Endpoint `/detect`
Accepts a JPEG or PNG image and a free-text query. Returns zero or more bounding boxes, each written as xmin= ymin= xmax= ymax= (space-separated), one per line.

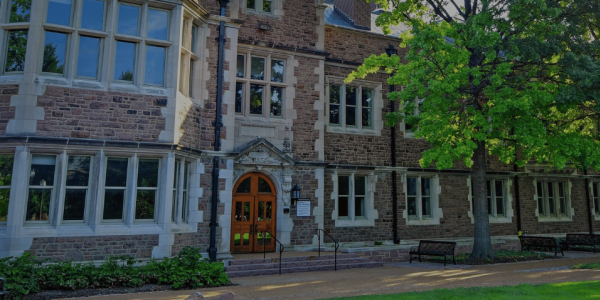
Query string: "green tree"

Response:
xmin=350 ymin=0 xmax=600 ymax=258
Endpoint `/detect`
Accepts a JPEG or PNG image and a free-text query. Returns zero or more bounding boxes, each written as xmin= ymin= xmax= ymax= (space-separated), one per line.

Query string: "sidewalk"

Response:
xmin=72 ymin=253 xmax=600 ymax=300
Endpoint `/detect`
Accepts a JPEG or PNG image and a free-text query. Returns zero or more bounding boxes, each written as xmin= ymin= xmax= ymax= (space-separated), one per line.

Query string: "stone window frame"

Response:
xmin=330 ymin=171 xmax=378 ymax=227
xmin=178 ymin=12 xmax=201 ymax=99
xmin=0 ymin=154 xmax=12 ymax=225
xmin=401 ymin=173 xmax=442 ymax=225
xmin=590 ymin=181 xmax=599 ymax=221
xmin=533 ymin=178 xmax=574 ymax=222
xmin=325 ymin=76 xmax=383 ymax=136
xmin=467 ymin=176 xmax=514 ymax=224
xmin=235 ymin=49 xmax=289 ymax=121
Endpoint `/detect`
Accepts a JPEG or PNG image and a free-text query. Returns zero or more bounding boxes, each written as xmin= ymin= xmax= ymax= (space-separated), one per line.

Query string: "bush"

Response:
xmin=0 ymin=246 xmax=230 ymax=300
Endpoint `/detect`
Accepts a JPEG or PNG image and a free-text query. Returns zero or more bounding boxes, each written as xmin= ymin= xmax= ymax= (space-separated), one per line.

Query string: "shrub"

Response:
xmin=0 ymin=246 xmax=230 ymax=300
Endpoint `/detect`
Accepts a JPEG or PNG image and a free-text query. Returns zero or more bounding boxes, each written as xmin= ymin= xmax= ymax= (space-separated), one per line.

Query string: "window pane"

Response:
xmin=346 ymin=87 xmax=356 ymax=106
xmin=103 ymin=189 xmax=124 ymax=220
xmin=247 ymin=0 xmax=255 ymax=9
xmin=355 ymin=176 xmax=365 ymax=195
xmin=263 ymin=0 xmax=272 ymax=12
xmin=244 ymin=201 xmax=250 ymax=221
xmin=537 ymin=181 xmax=544 ymax=215
xmin=135 ymin=190 xmax=155 ymax=220
xmin=189 ymin=59 xmax=195 ymax=96
xmin=105 ymin=158 xmax=128 ymax=187
xmin=422 ymin=178 xmax=430 ymax=196
xmin=250 ymin=57 xmax=265 ymax=80
xmin=137 ymin=159 xmax=159 ymax=187
xmin=271 ymin=59 xmax=284 ymax=82
xmin=338 ymin=176 xmax=349 ymax=195
xmin=26 ymin=189 xmax=51 ymax=221
xmin=270 ymin=86 xmax=282 ymax=117
xmin=42 ymin=31 xmax=67 ymax=74
xmin=329 ymin=104 xmax=339 ymax=124
xmin=117 ymin=4 xmax=139 ymax=36
xmin=191 ymin=25 xmax=198 ymax=52
xmin=235 ymin=82 xmax=243 ymax=114
xmin=9 ymin=0 xmax=30 ymax=22
xmin=338 ymin=196 xmax=348 ymax=217
xmin=0 ymin=189 xmax=10 ymax=222
xmin=81 ymin=0 xmax=104 ymax=31
xmin=330 ymin=85 xmax=341 ymax=124
xmin=30 ymin=155 xmax=56 ymax=186
xmin=147 ymin=9 xmax=168 ymax=40
xmin=258 ymin=201 xmax=264 ymax=221
xmin=250 ymin=84 xmax=263 ymax=115
xmin=182 ymin=190 xmax=187 ymax=221
xmin=77 ymin=36 xmax=100 ymax=78
xmin=594 ymin=183 xmax=599 ymax=214
xmin=266 ymin=201 xmax=272 ymax=221
xmin=408 ymin=196 xmax=416 ymax=216
xmin=236 ymin=177 xmax=251 ymax=193
xmin=355 ymin=197 xmax=364 ymax=217
xmin=330 ymin=85 xmax=341 ymax=104
xmin=258 ymin=177 xmax=271 ymax=193
xmin=346 ymin=106 xmax=356 ymax=126
xmin=362 ymin=108 xmax=372 ymax=128
xmin=362 ymin=89 xmax=373 ymax=108
xmin=47 ymin=0 xmax=71 ymax=26
xmin=0 ymin=155 xmax=14 ymax=186
xmin=66 ymin=156 xmax=91 ymax=186
xmin=407 ymin=177 xmax=417 ymax=196
xmin=235 ymin=202 xmax=242 ymax=221
xmin=144 ymin=45 xmax=165 ymax=85
xmin=547 ymin=182 xmax=555 ymax=214
xmin=558 ymin=182 xmax=566 ymax=215
xmin=237 ymin=55 xmax=245 ymax=78
xmin=114 ymin=41 xmax=135 ymax=81
xmin=422 ymin=196 xmax=431 ymax=217
xmin=63 ymin=189 xmax=87 ymax=221
xmin=5 ymin=30 xmax=28 ymax=72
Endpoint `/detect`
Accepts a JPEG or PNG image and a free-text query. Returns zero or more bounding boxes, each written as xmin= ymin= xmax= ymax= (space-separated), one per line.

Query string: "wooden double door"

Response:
xmin=231 ymin=173 xmax=277 ymax=253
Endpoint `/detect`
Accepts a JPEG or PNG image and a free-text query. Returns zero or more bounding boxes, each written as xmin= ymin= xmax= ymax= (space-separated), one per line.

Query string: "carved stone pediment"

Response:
xmin=235 ymin=138 xmax=295 ymax=167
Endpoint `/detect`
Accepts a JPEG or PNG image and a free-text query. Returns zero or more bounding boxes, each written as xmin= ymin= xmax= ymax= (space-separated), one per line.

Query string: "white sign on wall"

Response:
xmin=296 ymin=200 xmax=311 ymax=217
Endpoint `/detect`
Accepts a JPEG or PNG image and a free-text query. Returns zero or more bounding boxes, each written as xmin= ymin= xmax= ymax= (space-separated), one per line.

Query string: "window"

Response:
xmin=403 ymin=97 xmax=424 ymax=136
xmin=171 ymin=160 xmax=190 ymax=223
xmin=403 ymin=175 xmax=441 ymax=225
xmin=236 ymin=53 xmax=286 ymax=118
xmin=9 ymin=0 xmax=31 ymax=23
xmin=42 ymin=31 xmax=67 ymax=74
xmin=246 ymin=0 xmax=273 ymax=13
xmin=332 ymin=172 xmax=377 ymax=227
xmin=179 ymin=17 xmax=200 ymax=98
xmin=467 ymin=177 xmax=513 ymax=223
xmin=135 ymin=159 xmax=159 ymax=221
xmin=26 ymin=155 xmax=57 ymax=223
xmin=592 ymin=182 xmax=599 ymax=216
xmin=326 ymin=77 xmax=382 ymax=135
xmin=4 ymin=30 xmax=28 ymax=73
xmin=62 ymin=156 xmax=92 ymax=222
xmin=0 ymin=155 xmax=14 ymax=224
xmin=536 ymin=180 xmax=571 ymax=220
xmin=103 ymin=157 xmax=128 ymax=221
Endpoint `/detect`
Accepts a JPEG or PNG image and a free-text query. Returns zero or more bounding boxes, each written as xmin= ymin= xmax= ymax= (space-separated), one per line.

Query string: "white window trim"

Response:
xmin=330 ymin=171 xmax=378 ymax=227
xmin=467 ymin=176 xmax=514 ymax=224
xmin=590 ymin=181 xmax=600 ymax=221
xmin=402 ymin=174 xmax=442 ymax=225
xmin=534 ymin=179 xmax=574 ymax=222
xmin=326 ymin=76 xmax=383 ymax=136
xmin=235 ymin=50 xmax=289 ymax=120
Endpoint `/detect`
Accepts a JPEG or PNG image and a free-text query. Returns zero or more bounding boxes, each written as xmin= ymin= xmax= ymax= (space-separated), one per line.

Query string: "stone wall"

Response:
xmin=25 ymin=235 xmax=159 ymax=262
xmin=291 ymin=56 xmax=322 ymax=162
xmin=0 ymin=85 xmax=18 ymax=136
xmin=289 ymin=168 xmax=321 ymax=246
xmin=178 ymin=102 xmax=203 ymax=149
xmin=36 ymin=86 xmax=167 ymax=142
xmin=325 ymin=26 xmax=404 ymax=64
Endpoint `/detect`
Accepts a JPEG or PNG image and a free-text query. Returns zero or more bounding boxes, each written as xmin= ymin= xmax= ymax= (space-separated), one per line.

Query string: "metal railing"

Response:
xmin=261 ymin=230 xmax=284 ymax=275
xmin=315 ymin=229 xmax=340 ymax=271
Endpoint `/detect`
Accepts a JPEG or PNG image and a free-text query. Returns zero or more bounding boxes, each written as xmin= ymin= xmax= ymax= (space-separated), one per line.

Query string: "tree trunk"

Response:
xmin=470 ymin=140 xmax=496 ymax=259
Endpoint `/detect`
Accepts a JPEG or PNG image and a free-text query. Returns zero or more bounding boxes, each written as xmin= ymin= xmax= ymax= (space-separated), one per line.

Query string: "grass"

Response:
xmin=323 ymin=281 xmax=600 ymax=300
xmin=572 ymin=262 xmax=600 ymax=269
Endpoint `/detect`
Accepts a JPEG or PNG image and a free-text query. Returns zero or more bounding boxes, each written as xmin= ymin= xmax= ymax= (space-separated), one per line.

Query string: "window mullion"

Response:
xmin=350 ymin=173 xmax=355 ymax=221
xmin=417 ymin=176 xmax=422 ymax=220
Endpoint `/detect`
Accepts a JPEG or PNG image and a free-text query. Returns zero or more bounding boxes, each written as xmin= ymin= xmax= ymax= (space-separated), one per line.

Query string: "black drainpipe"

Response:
xmin=209 ymin=0 xmax=230 ymax=262
xmin=385 ymin=45 xmax=399 ymax=244
xmin=585 ymin=169 xmax=594 ymax=234
xmin=513 ymin=163 xmax=522 ymax=232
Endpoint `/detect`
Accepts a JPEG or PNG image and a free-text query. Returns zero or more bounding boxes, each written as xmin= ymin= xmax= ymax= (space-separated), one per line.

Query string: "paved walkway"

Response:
xmin=73 ymin=253 xmax=600 ymax=300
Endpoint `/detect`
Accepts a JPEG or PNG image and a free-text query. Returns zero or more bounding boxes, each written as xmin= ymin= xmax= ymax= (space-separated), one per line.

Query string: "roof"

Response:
xmin=324 ymin=4 xmax=407 ymax=38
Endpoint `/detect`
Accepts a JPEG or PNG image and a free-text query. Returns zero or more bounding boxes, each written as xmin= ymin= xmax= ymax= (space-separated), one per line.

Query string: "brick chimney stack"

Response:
xmin=333 ymin=0 xmax=372 ymax=30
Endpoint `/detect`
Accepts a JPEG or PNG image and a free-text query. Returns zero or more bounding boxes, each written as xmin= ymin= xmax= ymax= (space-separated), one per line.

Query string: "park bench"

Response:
xmin=409 ymin=240 xmax=457 ymax=266
xmin=0 ymin=277 xmax=8 ymax=300
xmin=519 ymin=236 xmax=563 ymax=256
xmin=559 ymin=234 xmax=600 ymax=253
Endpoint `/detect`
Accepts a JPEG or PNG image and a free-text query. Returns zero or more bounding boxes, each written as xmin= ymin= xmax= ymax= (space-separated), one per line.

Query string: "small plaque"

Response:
xmin=296 ymin=199 xmax=311 ymax=217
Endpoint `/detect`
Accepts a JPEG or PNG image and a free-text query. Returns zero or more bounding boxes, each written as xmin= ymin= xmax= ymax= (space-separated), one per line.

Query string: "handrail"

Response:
xmin=261 ymin=230 xmax=284 ymax=275
xmin=315 ymin=229 xmax=340 ymax=271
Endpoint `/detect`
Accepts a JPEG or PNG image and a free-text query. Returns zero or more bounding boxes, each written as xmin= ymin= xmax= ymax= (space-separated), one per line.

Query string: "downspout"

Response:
xmin=209 ymin=0 xmax=230 ymax=262
xmin=585 ymin=169 xmax=594 ymax=235
xmin=386 ymin=45 xmax=399 ymax=244
xmin=513 ymin=163 xmax=522 ymax=232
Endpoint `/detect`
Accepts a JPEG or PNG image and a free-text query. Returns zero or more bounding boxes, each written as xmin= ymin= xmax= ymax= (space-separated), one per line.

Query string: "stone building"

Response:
xmin=0 ymin=0 xmax=598 ymax=261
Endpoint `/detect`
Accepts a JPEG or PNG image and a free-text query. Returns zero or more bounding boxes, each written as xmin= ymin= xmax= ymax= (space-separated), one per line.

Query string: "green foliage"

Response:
xmin=571 ymin=262 xmax=600 ymax=269
xmin=324 ymin=280 xmax=600 ymax=300
xmin=0 ymin=247 xmax=230 ymax=300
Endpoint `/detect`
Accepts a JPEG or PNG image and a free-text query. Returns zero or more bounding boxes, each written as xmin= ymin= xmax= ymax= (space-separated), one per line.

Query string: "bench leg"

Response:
xmin=418 ymin=254 xmax=422 ymax=262
xmin=444 ymin=255 xmax=447 ymax=266
xmin=453 ymin=254 xmax=456 ymax=265
xmin=410 ymin=254 xmax=412 ymax=263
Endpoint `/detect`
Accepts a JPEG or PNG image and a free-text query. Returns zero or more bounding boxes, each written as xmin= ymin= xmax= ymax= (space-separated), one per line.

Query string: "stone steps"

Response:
xmin=226 ymin=253 xmax=383 ymax=278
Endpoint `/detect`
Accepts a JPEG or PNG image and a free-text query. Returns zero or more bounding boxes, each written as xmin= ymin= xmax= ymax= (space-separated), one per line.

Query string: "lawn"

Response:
xmin=324 ymin=281 xmax=600 ymax=300
xmin=572 ymin=262 xmax=600 ymax=269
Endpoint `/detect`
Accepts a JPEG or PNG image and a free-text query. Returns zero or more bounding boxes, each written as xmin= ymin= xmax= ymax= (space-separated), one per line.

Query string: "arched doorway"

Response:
xmin=231 ymin=173 xmax=277 ymax=253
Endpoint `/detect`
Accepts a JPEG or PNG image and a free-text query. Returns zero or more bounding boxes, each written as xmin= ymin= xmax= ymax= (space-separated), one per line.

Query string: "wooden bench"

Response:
xmin=560 ymin=234 xmax=600 ymax=253
xmin=409 ymin=240 xmax=457 ymax=266
xmin=0 ymin=277 xmax=8 ymax=300
xmin=519 ymin=236 xmax=563 ymax=256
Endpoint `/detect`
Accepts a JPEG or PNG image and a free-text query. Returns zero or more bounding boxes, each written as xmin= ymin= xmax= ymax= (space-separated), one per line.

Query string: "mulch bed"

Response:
xmin=21 ymin=285 xmax=176 ymax=300
xmin=460 ymin=254 xmax=561 ymax=265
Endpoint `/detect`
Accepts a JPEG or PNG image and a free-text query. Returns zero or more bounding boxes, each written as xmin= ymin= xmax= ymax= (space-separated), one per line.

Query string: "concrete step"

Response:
xmin=226 ymin=257 xmax=371 ymax=272
xmin=227 ymin=262 xmax=383 ymax=278
xmin=228 ymin=253 xmax=358 ymax=266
